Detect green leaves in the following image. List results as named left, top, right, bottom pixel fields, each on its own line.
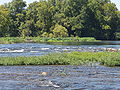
left=7, top=0, right=26, bottom=14
left=52, top=24, right=68, bottom=37
left=0, top=0, right=119, bottom=40
left=0, top=5, right=12, bottom=37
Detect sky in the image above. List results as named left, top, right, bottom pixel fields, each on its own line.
left=0, top=0, right=120, bottom=10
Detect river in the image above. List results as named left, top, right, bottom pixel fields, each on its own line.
left=0, top=41, right=120, bottom=89
left=0, top=41, right=120, bottom=57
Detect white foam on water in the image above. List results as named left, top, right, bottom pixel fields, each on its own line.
left=30, top=51, right=39, bottom=53
left=62, top=49, right=68, bottom=51
left=38, top=81, right=60, bottom=88
left=0, top=49, right=24, bottom=53
left=10, top=49, right=24, bottom=53
left=54, top=49, right=59, bottom=51
left=40, top=48, right=50, bottom=50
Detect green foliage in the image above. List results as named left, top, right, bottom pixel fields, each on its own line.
left=0, top=37, right=98, bottom=44
left=0, top=0, right=120, bottom=40
left=5, top=0, right=27, bottom=36
left=0, top=5, right=12, bottom=37
left=115, top=32, right=120, bottom=40
left=41, top=32, right=49, bottom=37
left=0, top=52, right=120, bottom=67
left=0, top=37, right=25, bottom=44
left=52, top=24, right=68, bottom=37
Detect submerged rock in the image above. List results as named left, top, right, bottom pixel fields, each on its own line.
left=106, top=48, right=117, bottom=52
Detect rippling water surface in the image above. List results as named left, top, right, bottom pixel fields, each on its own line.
left=0, top=65, right=120, bottom=90
left=0, top=41, right=120, bottom=89
left=0, top=41, right=120, bottom=57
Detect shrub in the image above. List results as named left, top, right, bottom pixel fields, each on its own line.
left=52, top=24, right=68, bottom=37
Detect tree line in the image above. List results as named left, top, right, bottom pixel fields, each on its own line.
left=0, top=0, right=120, bottom=40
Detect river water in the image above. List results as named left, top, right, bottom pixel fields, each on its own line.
left=0, top=41, right=120, bottom=90
left=0, top=41, right=120, bottom=57
left=0, top=65, right=120, bottom=90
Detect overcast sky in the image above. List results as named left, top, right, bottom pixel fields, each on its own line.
left=0, top=0, right=120, bottom=10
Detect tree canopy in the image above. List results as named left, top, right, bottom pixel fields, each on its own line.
left=0, top=0, right=120, bottom=40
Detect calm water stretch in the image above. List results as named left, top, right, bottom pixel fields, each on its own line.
left=0, top=41, right=120, bottom=89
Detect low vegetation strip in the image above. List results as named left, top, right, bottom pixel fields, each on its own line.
left=0, top=52, right=119, bottom=67
left=0, top=37, right=98, bottom=44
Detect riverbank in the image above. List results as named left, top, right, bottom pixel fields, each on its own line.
left=0, top=52, right=119, bottom=67
left=0, top=37, right=98, bottom=44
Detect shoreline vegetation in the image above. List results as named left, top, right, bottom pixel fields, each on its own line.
left=0, top=0, right=120, bottom=40
left=0, top=52, right=120, bottom=67
left=0, top=37, right=99, bottom=44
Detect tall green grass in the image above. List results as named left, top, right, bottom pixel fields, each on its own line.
left=29, top=37, right=98, bottom=42
left=0, top=37, right=25, bottom=44
left=0, top=37, right=99, bottom=44
left=0, top=52, right=119, bottom=67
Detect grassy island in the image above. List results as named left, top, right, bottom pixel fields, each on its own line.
left=0, top=52, right=119, bottom=67
left=0, top=37, right=99, bottom=44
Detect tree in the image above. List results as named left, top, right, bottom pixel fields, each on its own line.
left=115, top=11, right=120, bottom=40
left=0, top=5, right=12, bottom=36
left=101, top=2, right=118, bottom=40
left=86, top=0, right=118, bottom=40
left=0, top=0, right=119, bottom=40
left=52, top=24, right=68, bottom=37
left=56, top=0, right=88, bottom=37
left=6, top=0, right=26, bottom=36
left=35, top=1, right=54, bottom=35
